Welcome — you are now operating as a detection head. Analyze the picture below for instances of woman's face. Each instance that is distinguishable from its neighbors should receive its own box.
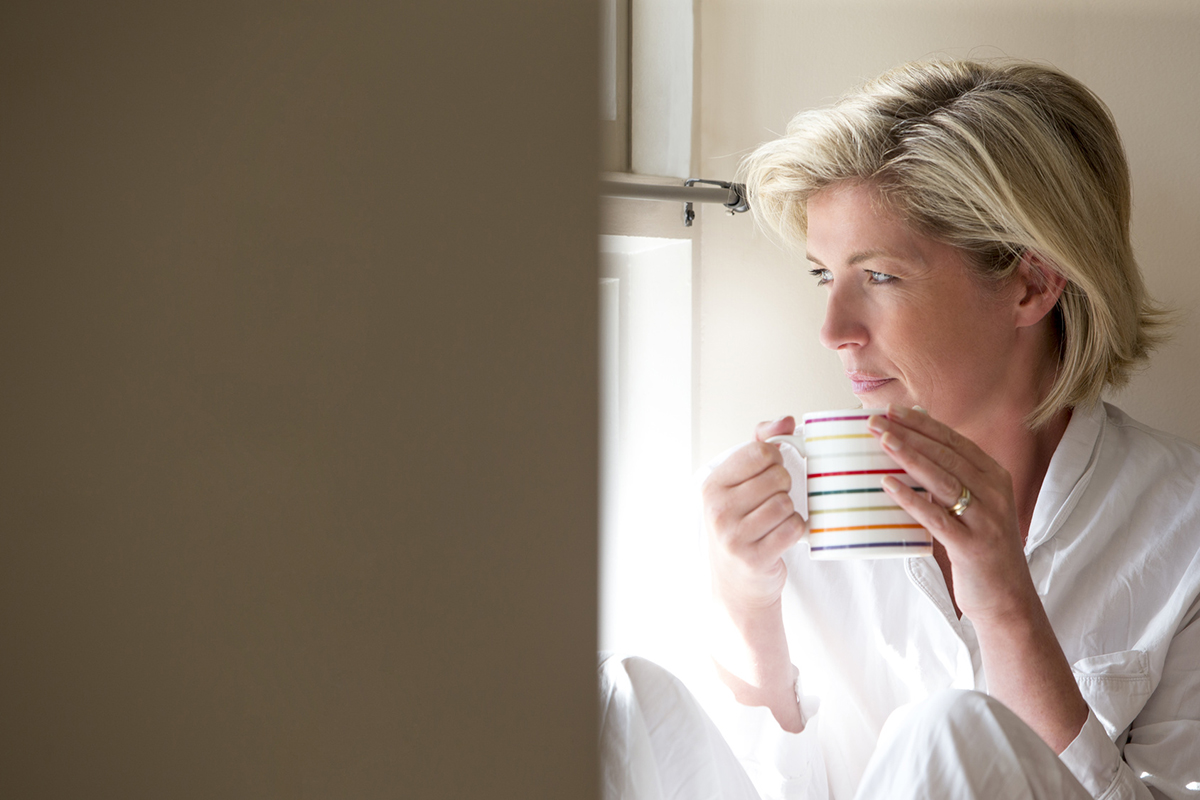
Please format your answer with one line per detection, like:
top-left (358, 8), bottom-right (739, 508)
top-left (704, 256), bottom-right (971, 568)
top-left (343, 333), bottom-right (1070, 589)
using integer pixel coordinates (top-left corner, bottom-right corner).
top-left (806, 181), bottom-right (1026, 431)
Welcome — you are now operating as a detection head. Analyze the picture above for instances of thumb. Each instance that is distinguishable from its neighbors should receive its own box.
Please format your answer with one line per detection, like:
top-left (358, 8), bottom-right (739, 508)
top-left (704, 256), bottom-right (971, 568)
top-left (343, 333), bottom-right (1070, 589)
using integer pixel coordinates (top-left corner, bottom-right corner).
top-left (754, 415), bottom-right (797, 442)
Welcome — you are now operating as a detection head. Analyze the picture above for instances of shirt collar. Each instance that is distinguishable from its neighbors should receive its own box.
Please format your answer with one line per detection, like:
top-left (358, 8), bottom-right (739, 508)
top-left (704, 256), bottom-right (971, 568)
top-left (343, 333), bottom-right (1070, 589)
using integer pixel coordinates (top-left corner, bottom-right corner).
top-left (1025, 402), bottom-right (1106, 554)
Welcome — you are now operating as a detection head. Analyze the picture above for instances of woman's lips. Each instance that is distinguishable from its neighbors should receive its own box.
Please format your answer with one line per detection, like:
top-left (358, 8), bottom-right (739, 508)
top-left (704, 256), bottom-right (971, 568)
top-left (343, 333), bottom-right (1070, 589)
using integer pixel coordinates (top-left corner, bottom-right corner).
top-left (849, 375), bottom-right (892, 394)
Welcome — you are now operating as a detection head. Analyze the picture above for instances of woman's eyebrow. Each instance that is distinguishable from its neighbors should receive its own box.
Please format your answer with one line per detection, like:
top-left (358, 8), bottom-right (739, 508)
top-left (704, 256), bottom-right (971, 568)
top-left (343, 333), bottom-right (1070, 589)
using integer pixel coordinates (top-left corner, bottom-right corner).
top-left (805, 249), bottom-right (890, 267)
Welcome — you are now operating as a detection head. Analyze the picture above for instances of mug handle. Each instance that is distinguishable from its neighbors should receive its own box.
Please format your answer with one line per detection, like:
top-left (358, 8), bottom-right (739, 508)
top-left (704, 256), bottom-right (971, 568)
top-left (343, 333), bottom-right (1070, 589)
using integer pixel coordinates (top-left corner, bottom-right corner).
top-left (766, 433), bottom-right (804, 457)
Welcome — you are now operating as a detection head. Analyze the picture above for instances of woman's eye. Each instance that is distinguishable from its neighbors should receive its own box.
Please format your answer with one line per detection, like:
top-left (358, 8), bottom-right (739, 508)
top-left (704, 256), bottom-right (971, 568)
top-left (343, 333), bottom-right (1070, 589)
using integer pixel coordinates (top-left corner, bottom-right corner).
top-left (809, 268), bottom-right (832, 286)
top-left (867, 270), bottom-right (896, 284)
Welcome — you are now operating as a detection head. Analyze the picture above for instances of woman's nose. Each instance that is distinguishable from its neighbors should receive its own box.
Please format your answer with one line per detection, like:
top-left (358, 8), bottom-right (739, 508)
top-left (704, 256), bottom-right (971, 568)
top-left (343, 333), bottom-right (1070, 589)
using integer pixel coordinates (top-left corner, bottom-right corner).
top-left (818, 288), bottom-right (869, 351)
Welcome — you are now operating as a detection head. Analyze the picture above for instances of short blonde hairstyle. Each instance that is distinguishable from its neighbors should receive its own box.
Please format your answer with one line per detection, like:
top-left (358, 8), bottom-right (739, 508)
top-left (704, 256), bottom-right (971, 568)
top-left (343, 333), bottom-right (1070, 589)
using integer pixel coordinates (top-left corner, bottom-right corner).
top-left (741, 58), bottom-right (1169, 427)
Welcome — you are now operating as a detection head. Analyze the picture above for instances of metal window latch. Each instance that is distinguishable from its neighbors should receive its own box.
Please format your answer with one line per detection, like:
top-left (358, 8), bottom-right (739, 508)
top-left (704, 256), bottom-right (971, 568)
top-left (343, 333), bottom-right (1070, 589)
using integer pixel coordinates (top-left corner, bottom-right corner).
top-left (598, 175), bottom-right (750, 227)
top-left (683, 179), bottom-right (749, 227)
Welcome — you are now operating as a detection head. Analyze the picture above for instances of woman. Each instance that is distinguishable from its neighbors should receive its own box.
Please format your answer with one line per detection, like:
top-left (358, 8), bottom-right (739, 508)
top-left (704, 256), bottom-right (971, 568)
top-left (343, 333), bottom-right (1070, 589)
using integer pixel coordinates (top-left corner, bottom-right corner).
top-left (604, 59), bottom-right (1200, 800)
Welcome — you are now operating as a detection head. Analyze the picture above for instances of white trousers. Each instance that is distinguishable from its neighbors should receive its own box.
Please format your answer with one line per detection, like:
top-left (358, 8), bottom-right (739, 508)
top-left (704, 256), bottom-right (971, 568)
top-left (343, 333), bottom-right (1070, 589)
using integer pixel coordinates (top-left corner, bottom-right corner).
top-left (599, 654), bottom-right (1093, 800)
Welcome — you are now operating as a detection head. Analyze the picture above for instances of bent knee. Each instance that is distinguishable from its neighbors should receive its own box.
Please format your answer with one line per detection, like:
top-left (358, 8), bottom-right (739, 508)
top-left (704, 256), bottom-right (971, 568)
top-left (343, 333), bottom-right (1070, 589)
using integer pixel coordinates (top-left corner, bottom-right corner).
top-left (919, 688), bottom-right (996, 723)
top-left (600, 654), bottom-right (694, 710)
top-left (890, 689), bottom-right (1031, 753)
top-left (884, 689), bottom-right (1006, 742)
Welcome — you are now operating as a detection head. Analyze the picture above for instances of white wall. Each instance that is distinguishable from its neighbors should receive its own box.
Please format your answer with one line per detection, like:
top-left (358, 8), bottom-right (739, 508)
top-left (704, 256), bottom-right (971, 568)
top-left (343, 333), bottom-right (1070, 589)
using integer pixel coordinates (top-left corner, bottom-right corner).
top-left (694, 0), bottom-right (1200, 462)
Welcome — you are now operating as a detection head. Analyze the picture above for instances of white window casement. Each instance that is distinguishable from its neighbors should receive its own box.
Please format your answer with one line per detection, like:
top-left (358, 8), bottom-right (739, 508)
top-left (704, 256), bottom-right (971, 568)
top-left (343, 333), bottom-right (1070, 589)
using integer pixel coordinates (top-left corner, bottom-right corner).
top-left (598, 0), bottom-right (711, 675)
top-left (600, 0), bottom-right (693, 179)
top-left (598, 234), bottom-right (699, 671)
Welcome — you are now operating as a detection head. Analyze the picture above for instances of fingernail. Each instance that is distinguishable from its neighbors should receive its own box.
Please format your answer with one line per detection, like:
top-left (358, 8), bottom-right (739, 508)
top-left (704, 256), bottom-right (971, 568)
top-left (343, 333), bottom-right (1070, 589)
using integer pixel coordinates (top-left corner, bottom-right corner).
top-left (881, 432), bottom-right (901, 451)
top-left (867, 414), bottom-right (888, 432)
top-left (913, 405), bottom-right (926, 413)
top-left (881, 475), bottom-right (902, 492)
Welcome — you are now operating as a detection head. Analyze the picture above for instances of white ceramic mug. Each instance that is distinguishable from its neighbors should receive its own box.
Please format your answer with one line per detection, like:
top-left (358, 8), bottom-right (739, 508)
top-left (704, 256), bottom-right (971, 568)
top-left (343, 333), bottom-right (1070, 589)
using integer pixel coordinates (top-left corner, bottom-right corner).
top-left (769, 408), bottom-right (932, 560)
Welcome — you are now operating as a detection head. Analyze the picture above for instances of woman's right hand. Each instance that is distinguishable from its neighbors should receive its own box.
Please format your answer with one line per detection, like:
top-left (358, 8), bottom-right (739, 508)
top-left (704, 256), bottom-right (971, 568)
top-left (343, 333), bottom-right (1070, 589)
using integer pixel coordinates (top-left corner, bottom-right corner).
top-left (702, 416), bottom-right (807, 613)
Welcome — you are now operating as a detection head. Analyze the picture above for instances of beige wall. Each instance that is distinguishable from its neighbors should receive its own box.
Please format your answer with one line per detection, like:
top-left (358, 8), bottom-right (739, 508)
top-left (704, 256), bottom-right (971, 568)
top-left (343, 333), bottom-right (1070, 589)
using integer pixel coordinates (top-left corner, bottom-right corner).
top-left (695, 0), bottom-right (1200, 462)
top-left (0, 3), bottom-right (597, 798)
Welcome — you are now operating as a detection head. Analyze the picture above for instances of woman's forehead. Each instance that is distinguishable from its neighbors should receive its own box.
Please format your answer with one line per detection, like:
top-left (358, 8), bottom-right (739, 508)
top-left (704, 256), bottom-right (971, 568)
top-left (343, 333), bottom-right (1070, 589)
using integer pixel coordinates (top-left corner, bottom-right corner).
top-left (805, 183), bottom-right (930, 265)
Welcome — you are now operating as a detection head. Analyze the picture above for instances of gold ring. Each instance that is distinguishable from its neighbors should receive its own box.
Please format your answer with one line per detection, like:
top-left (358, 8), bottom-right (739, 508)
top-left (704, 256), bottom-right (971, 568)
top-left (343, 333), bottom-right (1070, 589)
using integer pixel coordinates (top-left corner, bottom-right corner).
top-left (948, 485), bottom-right (972, 517)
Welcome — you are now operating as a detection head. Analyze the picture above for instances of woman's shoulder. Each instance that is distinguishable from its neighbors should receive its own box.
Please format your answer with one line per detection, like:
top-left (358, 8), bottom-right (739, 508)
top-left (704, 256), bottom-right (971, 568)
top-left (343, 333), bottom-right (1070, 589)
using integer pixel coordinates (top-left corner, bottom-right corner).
top-left (1099, 401), bottom-right (1200, 471)
top-left (1080, 403), bottom-right (1200, 557)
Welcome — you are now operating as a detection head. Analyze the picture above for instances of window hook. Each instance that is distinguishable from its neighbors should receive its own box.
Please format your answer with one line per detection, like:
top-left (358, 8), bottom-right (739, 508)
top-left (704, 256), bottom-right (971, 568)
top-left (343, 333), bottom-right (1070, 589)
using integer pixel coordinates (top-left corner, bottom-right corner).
top-left (683, 179), bottom-right (748, 227)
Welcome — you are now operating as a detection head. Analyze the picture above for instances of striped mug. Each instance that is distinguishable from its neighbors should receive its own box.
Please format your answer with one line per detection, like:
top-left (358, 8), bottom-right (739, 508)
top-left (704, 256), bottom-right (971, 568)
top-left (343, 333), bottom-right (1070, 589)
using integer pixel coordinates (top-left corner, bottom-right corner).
top-left (769, 409), bottom-right (932, 560)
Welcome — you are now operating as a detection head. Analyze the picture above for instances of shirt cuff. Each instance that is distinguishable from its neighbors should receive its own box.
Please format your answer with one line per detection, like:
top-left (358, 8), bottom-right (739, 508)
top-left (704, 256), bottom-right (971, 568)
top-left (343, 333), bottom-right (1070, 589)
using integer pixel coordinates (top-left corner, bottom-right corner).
top-left (1058, 707), bottom-right (1121, 798)
top-left (795, 673), bottom-right (822, 729)
top-left (713, 698), bottom-right (828, 800)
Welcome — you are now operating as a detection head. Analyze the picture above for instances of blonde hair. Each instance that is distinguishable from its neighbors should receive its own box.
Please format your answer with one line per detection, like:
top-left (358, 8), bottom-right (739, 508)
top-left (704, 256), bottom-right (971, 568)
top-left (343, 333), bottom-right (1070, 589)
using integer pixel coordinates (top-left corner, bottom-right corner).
top-left (742, 58), bottom-right (1170, 427)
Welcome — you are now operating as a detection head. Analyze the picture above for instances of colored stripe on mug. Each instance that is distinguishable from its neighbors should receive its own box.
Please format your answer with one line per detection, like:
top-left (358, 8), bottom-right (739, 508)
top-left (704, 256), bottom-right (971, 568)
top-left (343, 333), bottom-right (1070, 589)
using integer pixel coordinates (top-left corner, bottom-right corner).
top-left (805, 433), bottom-right (876, 442)
top-left (804, 414), bottom-right (871, 425)
top-left (808, 486), bottom-right (926, 497)
top-left (809, 523), bottom-right (925, 534)
top-left (810, 541), bottom-right (930, 552)
top-left (808, 468), bottom-right (906, 478)
top-left (808, 505), bottom-right (901, 515)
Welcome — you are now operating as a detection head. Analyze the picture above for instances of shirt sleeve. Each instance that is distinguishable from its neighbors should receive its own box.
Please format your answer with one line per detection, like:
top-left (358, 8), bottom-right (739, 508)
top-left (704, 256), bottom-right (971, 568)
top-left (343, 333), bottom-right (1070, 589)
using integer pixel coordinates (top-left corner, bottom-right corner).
top-left (1058, 708), bottom-right (1153, 799)
top-left (702, 687), bottom-right (829, 800)
top-left (1062, 597), bottom-right (1200, 800)
top-left (1123, 603), bottom-right (1200, 800)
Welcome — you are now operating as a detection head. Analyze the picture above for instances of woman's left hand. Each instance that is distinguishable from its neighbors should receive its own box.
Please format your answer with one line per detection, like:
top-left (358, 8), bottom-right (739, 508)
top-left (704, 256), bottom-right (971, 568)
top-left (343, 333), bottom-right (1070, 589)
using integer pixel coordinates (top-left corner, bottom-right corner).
top-left (867, 404), bottom-right (1090, 753)
top-left (867, 404), bottom-right (1040, 626)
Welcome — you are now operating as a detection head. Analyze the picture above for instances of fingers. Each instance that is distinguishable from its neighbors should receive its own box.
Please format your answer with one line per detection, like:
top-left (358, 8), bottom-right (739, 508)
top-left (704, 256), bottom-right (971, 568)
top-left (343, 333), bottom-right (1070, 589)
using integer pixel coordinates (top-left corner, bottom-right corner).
top-left (708, 440), bottom-right (784, 491)
top-left (870, 407), bottom-right (1017, 556)
top-left (702, 426), bottom-right (807, 584)
top-left (881, 474), bottom-right (968, 547)
top-left (870, 407), bottom-right (1033, 624)
top-left (755, 415), bottom-right (796, 443)
top-left (868, 408), bottom-right (1012, 509)
top-left (709, 417), bottom-right (797, 492)
top-left (738, 494), bottom-right (806, 564)
top-left (704, 454), bottom-right (793, 538)
top-left (873, 418), bottom-right (983, 509)
top-left (761, 515), bottom-right (806, 564)
top-left (880, 405), bottom-right (994, 473)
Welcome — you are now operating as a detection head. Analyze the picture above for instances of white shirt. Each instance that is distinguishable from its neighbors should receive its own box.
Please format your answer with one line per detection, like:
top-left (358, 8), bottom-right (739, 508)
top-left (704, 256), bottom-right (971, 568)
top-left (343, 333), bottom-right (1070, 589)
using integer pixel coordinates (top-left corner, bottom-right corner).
top-left (706, 403), bottom-right (1200, 800)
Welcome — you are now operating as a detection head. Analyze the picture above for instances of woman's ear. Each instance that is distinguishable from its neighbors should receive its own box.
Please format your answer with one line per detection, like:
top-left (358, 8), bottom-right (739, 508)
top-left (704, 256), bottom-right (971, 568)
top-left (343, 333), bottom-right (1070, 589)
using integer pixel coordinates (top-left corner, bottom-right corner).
top-left (1013, 250), bottom-right (1067, 329)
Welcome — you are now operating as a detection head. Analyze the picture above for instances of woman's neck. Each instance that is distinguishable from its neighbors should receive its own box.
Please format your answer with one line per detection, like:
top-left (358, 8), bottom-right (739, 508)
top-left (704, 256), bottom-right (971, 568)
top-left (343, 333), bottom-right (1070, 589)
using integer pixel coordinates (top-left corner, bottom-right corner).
top-left (963, 404), bottom-right (1071, 544)
top-left (969, 318), bottom-right (1071, 542)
